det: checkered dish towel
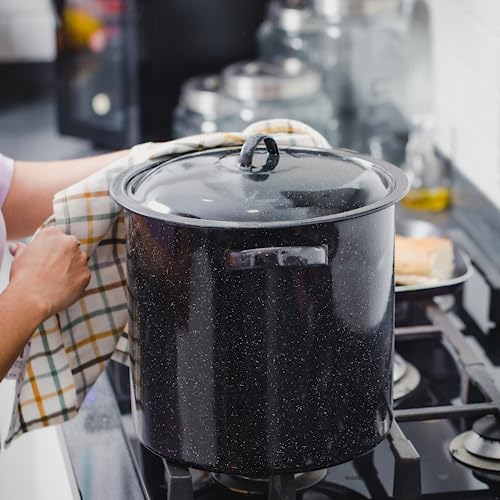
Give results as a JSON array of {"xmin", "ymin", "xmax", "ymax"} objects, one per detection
[{"xmin": 4, "ymin": 119, "xmax": 330, "ymax": 445}]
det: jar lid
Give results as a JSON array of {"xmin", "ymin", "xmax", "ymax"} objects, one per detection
[
  {"xmin": 321, "ymin": 0, "xmax": 400, "ymax": 17},
  {"xmin": 268, "ymin": 3, "xmax": 323, "ymax": 31},
  {"xmin": 269, "ymin": 0, "xmax": 400, "ymax": 26},
  {"xmin": 178, "ymin": 75, "xmax": 224, "ymax": 116},
  {"xmin": 112, "ymin": 135, "xmax": 409, "ymax": 229},
  {"xmin": 221, "ymin": 59, "xmax": 321, "ymax": 101}
]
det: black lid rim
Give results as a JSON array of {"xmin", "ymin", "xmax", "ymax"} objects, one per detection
[{"xmin": 110, "ymin": 146, "xmax": 410, "ymax": 229}]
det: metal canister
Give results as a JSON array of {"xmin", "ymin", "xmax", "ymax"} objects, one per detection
[
  {"xmin": 172, "ymin": 75, "xmax": 236, "ymax": 138},
  {"xmin": 220, "ymin": 58, "xmax": 337, "ymax": 144}
]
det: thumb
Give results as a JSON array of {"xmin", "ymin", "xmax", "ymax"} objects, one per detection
[{"xmin": 9, "ymin": 241, "xmax": 27, "ymax": 258}]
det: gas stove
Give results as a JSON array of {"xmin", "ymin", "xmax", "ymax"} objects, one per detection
[{"xmin": 61, "ymin": 173, "xmax": 500, "ymax": 500}]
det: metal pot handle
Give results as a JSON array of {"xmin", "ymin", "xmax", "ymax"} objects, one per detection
[
  {"xmin": 225, "ymin": 245, "xmax": 328, "ymax": 270},
  {"xmin": 238, "ymin": 135, "xmax": 280, "ymax": 172}
]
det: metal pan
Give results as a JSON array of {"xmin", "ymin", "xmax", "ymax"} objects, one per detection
[{"xmin": 395, "ymin": 219, "xmax": 474, "ymax": 302}]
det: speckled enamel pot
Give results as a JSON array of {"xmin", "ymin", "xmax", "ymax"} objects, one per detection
[{"xmin": 111, "ymin": 136, "xmax": 409, "ymax": 475}]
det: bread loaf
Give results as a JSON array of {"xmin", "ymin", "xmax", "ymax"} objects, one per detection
[{"xmin": 395, "ymin": 235, "xmax": 454, "ymax": 285}]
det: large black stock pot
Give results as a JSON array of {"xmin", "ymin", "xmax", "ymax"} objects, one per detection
[{"xmin": 111, "ymin": 135, "xmax": 409, "ymax": 475}]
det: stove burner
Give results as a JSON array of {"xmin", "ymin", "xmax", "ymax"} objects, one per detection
[
  {"xmin": 465, "ymin": 433, "xmax": 500, "ymax": 461},
  {"xmin": 477, "ymin": 416, "xmax": 500, "ymax": 440},
  {"xmin": 393, "ymin": 353, "xmax": 421, "ymax": 400},
  {"xmin": 393, "ymin": 352, "xmax": 407, "ymax": 384},
  {"xmin": 473, "ymin": 470, "xmax": 500, "ymax": 489},
  {"xmin": 449, "ymin": 431, "xmax": 500, "ymax": 473},
  {"xmin": 450, "ymin": 416, "xmax": 500, "ymax": 474},
  {"xmin": 211, "ymin": 469, "xmax": 326, "ymax": 496}
]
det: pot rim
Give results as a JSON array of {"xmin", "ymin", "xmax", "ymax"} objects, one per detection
[{"xmin": 110, "ymin": 146, "xmax": 410, "ymax": 229}]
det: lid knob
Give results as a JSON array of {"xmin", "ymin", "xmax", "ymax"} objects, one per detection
[{"xmin": 238, "ymin": 135, "xmax": 280, "ymax": 173}]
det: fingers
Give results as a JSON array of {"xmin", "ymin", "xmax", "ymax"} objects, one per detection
[
  {"xmin": 82, "ymin": 268, "xmax": 92, "ymax": 288},
  {"xmin": 39, "ymin": 226, "xmax": 61, "ymax": 238},
  {"xmin": 19, "ymin": 227, "xmax": 83, "ymax": 257},
  {"xmin": 68, "ymin": 235, "xmax": 81, "ymax": 248},
  {"xmin": 37, "ymin": 226, "xmax": 79, "ymax": 242},
  {"xmin": 45, "ymin": 228, "xmax": 82, "ymax": 250},
  {"xmin": 77, "ymin": 248, "xmax": 91, "ymax": 289},
  {"xmin": 8, "ymin": 225, "xmax": 93, "ymax": 317},
  {"xmin": 9, "ymin": 242, "xmax": 27, "ymax": 257}
]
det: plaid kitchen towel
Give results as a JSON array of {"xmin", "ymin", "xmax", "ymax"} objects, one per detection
[{"xmin": 4, "ymin": 119, "xmax": 330, "ymax": 445}]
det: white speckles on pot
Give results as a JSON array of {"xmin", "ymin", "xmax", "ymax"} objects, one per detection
[{"xmin": 127, "ymin": 208, "xmax": 395, "ymax": 475}]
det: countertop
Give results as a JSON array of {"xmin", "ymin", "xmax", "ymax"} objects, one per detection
[{"xmin": 61, "ymin": 370, "xmax": 147, "ymax": 500}]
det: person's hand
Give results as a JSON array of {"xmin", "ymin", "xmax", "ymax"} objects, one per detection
[{"xmin": 8, "ymin": 227, "xmax": 91, "ymax": 320}]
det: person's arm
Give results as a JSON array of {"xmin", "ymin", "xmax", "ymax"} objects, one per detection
[
  {"xmin": 0, "ymin": 227, "xmax": 90, "ymax": 381},
  {"xmin": 0, "ymin": 282, "xmax": 48, "ymax": 381},
  {"xmin": 3, "ymin": 150, "xmax": 128, "ymax": 240}
]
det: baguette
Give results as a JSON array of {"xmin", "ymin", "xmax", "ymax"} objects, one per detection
[{"xmin": 395, "ymin": 235, "xmax": 454, "ymax": 285}]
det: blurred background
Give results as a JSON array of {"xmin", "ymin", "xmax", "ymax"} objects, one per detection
[{"xmin": 0, "ymin": 0, "xmax": 498, "ymax": 212}]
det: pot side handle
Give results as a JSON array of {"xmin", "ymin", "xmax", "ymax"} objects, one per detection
[{"xmin": 225, "ymin": 245, "xmax": 328, "ymax": 270}]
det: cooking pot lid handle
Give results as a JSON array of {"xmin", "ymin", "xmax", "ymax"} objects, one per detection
[{"xmin": 238, "ymin": 135, "xmax": 280, "ymax": 172}]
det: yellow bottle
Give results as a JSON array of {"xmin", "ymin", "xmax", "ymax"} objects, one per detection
[
  {"xmin": 401, "ymin": 119, "xmax": 451, "ymax": 212},
  {"xmin": 401, "ymin": 186, "xmax": 451, "ymax": 212}
]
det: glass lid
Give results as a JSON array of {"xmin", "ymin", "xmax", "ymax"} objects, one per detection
[{"xmin": 120, "ymin": 135, "xmax": 408, "ymax": 228}]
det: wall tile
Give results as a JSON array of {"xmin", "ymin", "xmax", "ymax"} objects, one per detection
[{"xmin": 427, "ymin": 0, "xmax": 500, "ymax": 208}]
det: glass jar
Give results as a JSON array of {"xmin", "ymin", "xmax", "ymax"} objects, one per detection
[
  {"xmin": 257, "ymin": 0, "xmax": 409, "ymax": 160},
  {"xmin": 219, "ymin": 58, "xmax": 337, "ymax": 143},
  {"xmin": 172, "ymin": 75, "xmax": 237, "ymax": 138},
  {"xmin": 257, "ymin": 0, "xmax": 346, "ymax": 113},
  {"xmin": 348, "ymin": 0, "xmax": 407, "ymax": 130},
  {"xmin": 343, "ymin": 0, "xmax": 409, "ymax": 164}
]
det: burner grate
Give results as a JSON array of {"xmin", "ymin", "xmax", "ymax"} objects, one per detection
[{"xmin": 161, "ymin": 428, "xmax": 421, "ymax": 500}]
